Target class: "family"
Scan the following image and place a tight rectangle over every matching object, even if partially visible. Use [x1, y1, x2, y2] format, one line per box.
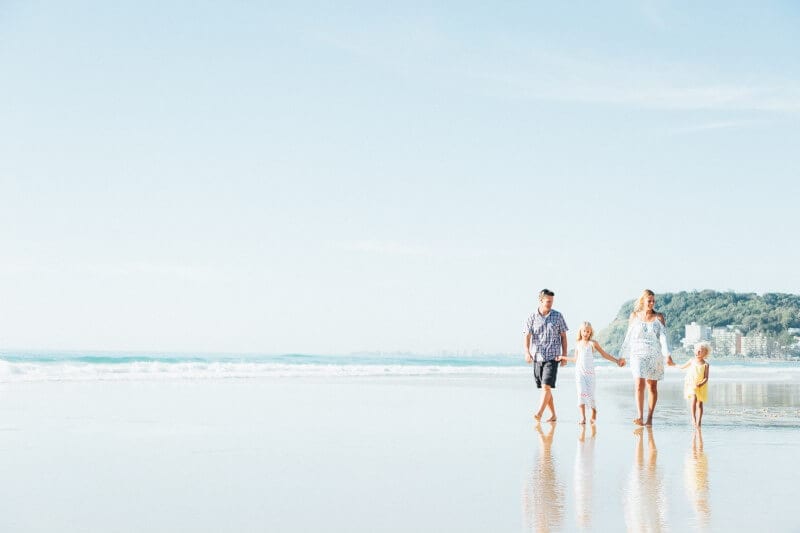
[524, 288, 710, 427]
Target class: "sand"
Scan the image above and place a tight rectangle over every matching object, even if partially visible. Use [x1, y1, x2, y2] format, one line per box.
[0, 368, 797, 531]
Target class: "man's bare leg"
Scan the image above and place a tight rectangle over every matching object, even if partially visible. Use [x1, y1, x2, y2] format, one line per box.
[536, 385, 552, 420]
[546, 392, 557, 422]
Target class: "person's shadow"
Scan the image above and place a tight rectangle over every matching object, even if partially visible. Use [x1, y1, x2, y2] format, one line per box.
[524, 422, 564, 532]
[624, 426, 667, 531]
[573, 423, 596, 528]
[684, 427, 711, 529]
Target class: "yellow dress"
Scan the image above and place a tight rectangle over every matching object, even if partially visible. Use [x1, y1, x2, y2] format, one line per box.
[684, 360, 708, 402]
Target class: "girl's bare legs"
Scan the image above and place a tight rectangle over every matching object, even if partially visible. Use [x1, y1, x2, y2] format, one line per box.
[690, 396, 698, 426]
[634, 378, 646, 425]
[645, 379, 658, 426]
[578, 404, 586, 424]
[696, 401, 704, 426]
[590, 408, 597, 424]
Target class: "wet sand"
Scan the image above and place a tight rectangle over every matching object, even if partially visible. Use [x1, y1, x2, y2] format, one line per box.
[0, 368, 797, 531]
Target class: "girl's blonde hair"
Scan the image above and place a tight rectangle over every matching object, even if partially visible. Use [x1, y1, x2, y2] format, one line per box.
[633, 289, 656, 313]
[576, 321, 594, 341]
[694, 342, 711, 357]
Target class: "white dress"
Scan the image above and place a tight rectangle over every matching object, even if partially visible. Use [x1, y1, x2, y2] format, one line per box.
[574, 342, 596, 408]
[621, 317, 670, 380]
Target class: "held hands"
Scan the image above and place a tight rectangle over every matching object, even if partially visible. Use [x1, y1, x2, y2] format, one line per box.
[617, 358, 626, 367]
[559, 356, 567, 367]
[666, 356, 675, 366]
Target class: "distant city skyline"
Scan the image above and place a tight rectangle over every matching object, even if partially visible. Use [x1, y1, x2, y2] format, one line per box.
[682, 320, 797, 357]
[1, 2, 799, 354]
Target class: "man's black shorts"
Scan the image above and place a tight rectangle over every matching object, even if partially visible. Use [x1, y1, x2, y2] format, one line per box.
[534, 360, 559, 389]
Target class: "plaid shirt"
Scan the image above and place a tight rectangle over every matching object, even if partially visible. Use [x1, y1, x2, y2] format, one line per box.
[524, 309, 568, 362]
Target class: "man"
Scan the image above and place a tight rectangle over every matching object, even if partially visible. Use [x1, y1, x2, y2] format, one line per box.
[524, 288, 568, 422]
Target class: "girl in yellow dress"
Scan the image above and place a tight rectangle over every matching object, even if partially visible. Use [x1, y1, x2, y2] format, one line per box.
[679, 342, 710, 426]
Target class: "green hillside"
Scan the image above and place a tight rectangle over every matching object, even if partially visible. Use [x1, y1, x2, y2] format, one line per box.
[596, 290, 800, 356]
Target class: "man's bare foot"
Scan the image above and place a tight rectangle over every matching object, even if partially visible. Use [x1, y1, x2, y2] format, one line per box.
[578, 419, 586, 425]
[633, 418, 644, 426]
[546, 416, 557, 423]
[534, 414, 542, 421]
[645, 417, 653, 427]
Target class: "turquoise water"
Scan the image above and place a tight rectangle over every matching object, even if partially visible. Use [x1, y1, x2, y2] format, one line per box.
[0, 351, 524, 366]
[0, 351, 525, 381]
[0, 351, 521, 366]
[0, 351, 798, 382]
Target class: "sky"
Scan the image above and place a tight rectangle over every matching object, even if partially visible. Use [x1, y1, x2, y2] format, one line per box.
[1, 1, 798, 355]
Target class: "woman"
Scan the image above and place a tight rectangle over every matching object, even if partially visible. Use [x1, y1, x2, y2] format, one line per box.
[620, 289, 675, 426]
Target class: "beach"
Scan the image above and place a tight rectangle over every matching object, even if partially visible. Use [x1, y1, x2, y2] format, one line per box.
[0, 358, 798, 532]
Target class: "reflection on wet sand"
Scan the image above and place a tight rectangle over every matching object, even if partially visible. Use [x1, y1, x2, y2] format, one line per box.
[624, 426, 667, 532]
[684, 428, 711, 530]
[524, 422, 564, 532]
[574, 424, 596, 528]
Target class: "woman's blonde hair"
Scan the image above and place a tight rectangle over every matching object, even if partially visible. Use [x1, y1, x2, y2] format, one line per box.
[633, 289, 656, 313]
[576, 321, 594, 341]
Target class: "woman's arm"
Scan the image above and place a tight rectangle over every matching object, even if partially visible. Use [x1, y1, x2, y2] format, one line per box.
[656, 314, 674, 365]
[618, 313, 636, 362]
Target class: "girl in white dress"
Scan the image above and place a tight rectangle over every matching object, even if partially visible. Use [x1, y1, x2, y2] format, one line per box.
[563, 322, 625, 424]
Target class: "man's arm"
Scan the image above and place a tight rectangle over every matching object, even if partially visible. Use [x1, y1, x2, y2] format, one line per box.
[524, 333, 533, 364]
[559, 331, 568, 366]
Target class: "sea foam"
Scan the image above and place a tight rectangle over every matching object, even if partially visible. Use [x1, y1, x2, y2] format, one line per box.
[0, 354, 796, 383]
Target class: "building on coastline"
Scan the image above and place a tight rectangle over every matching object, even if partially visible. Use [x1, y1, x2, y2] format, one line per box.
[682, 322, 712, 348]
[789, 329, 800, 357]
[711, 326, 742, 356]
[741, 331, 776, 357]
[681, 322, 790, 357]
[788, 328, 800, 345]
